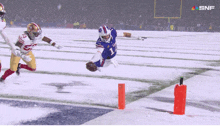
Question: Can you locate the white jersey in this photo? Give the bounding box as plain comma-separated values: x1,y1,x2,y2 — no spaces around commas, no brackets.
17,32,43,54
0,18,6,31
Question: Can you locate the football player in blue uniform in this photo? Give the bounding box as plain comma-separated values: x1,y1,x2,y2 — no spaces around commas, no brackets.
86,25,119,72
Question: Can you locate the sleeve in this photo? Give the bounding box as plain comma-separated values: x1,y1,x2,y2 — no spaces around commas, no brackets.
91,40,104,62
17,35,25,44
110,28,117,38
90,48,104,62
0,29,16,51
15,35,24,48
96,40,104,48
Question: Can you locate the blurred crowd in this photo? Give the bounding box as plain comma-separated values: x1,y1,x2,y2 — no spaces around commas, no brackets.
1,0,219,31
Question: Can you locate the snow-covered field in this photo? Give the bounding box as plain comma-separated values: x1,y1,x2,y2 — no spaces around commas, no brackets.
0,28,220,125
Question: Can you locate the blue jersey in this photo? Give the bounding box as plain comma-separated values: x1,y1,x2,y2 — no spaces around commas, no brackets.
96,28,117,59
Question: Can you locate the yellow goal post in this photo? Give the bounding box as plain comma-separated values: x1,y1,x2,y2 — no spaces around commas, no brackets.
154,0,182,24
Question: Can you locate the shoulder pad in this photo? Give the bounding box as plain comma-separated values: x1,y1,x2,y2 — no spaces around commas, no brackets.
17,33,29,44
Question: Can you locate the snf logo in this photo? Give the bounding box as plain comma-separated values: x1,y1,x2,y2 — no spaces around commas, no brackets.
192,6,215,10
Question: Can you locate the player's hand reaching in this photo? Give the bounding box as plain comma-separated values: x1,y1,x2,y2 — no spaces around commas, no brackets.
42,36,63,49
50,42,63,49
12,48,32,62
12,48,22,57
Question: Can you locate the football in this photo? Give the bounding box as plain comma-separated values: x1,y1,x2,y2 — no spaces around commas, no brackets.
86,62,97,72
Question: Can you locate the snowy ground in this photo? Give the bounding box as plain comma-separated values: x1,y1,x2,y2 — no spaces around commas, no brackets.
0,28,220,125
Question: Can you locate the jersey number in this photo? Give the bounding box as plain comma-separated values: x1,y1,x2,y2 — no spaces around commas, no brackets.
110,46,117,56
110,48,114,55
23,44,37,51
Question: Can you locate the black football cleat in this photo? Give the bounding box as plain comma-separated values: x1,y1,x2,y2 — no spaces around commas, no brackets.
0,77,4,83
16,63,21,76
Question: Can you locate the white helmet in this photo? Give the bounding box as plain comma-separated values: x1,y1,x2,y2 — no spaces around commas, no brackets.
98,25,111,43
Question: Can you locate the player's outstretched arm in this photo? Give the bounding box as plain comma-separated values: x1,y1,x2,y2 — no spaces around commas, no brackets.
0,30,16,51
86,48,104,72
90,48,104,62
42,36,63,49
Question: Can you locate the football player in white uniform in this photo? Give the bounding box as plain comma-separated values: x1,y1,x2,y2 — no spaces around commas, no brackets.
0,3,8,73
0,22,62,82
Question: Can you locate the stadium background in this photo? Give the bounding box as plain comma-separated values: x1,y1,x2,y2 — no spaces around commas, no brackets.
1,0,219,31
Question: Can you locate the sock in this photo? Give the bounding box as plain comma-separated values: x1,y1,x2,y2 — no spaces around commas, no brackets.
20,64,36,71
1,69,15,80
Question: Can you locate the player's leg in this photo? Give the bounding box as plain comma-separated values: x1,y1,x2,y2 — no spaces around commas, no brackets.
110,57,119,67
94,57,105,67
106,53,119,68
94,56,118,68
16,51,36,75
0,53,20,81
102,58,119,68
103,59,111,67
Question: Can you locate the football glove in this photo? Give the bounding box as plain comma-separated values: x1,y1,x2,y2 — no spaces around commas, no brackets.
55,44,63,49
51,42,63,49
12,48,32,62
21,55,32,62
12,48,22,56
